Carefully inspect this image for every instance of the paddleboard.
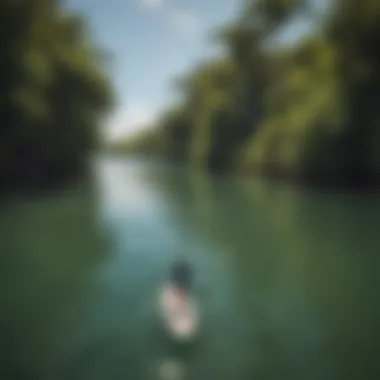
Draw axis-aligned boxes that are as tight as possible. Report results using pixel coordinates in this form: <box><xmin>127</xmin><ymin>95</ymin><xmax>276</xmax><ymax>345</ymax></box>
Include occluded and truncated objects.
<box><xmin>159</xmin><ymin>284</ymin><xmax>199</xmax><ymax>342</ymax></box>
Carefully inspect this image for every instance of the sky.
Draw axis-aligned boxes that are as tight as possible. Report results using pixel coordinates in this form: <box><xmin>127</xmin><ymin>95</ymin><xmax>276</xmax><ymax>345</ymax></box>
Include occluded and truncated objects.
<box><xmin>64</xmin><ymin>0</ymin><xmax>316</xmax><ymax>141</ymax></box>
<box><xmin>64</xmin><ymin>0</ymin><xmax>242</xmax><ymax>141</ymax></box>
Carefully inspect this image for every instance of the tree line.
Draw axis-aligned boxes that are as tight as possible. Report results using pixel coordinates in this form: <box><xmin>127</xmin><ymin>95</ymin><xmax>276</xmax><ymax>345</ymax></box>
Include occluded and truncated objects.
<box><xmin>0</xmin><ymin>0</ymin><xmax>113</xmax><ymax>192</ymax></box>
<box><xmin>115</xmin><ymin>0</ymin><xmax>380</xmax><ymax>187</ymax></box>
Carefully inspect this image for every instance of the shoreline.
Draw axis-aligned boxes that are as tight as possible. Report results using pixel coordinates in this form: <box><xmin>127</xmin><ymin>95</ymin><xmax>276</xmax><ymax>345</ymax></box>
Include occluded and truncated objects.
<box><xmin>102</xmin><ymin>152</ymin><xmax>380</xmax><ymax>194</ymax></box>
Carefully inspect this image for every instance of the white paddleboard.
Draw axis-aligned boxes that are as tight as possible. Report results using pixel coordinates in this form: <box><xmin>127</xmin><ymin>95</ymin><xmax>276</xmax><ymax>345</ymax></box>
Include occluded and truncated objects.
<box><xmin>159</xmin><ymin>284</ymin><xmax>199</xmax><ymax>341</ymax></box>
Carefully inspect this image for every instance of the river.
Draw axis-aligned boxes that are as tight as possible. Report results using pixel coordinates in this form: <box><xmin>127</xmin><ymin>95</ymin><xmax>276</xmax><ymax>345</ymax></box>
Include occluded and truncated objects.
<box><xmin>0</xmin><ymin>157</ymin><xmax>378</xmax><ymax>380</ymax></box>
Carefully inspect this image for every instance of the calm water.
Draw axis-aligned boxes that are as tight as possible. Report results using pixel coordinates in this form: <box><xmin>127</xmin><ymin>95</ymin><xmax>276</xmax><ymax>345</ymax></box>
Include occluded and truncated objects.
<box><xmin>0</xmin><ymin>157</ymin><xmax>378</xmax><ymax>380</ymax></box>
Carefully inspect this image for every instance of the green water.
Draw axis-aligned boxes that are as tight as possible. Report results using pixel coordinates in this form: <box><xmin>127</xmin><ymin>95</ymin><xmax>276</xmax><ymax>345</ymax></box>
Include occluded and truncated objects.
<box><xmin>0</xmin><ymin>157</ymin><xmax>378</xmax><ymax>380</ymax></box>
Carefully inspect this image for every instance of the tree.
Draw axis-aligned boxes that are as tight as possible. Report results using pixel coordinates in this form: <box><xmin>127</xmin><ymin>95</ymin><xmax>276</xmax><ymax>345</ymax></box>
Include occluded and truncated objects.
<box><xmin>119</xmin><ymin>0</ymin><xmax>380</xmax><ymax>187</ymax></box>
<box><xmin>0</xmin><ymin>0</ymin><xmax>114</xmax><ymax>191</ymax></box>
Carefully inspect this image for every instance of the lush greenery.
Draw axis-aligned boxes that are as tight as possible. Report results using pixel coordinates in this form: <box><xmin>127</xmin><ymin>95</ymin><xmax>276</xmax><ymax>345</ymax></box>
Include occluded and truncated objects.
<box><xmin>0</xmin><ymin>0</ymin><xmax>113</xmax><ymax>192</ymax></box>
<box><xmin>116</xmin><ymin>0</ymin><xmax>380</xmax><ymax>187</ymax></box>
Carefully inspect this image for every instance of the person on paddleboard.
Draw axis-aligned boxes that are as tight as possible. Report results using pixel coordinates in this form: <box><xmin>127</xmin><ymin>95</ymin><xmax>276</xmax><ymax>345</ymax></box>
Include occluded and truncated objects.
<box><xmin>162</xmin><ymin>257</ymin><xmax>198</xmax><ymax>341</ymax></box>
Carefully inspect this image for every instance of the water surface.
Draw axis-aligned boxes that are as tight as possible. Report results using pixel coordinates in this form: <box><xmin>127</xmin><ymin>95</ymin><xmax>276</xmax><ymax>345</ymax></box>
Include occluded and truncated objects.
<box><xmin>0</xmin><ymin>157</ymin><xmax>378</xmax><ymax>380</ymax></box>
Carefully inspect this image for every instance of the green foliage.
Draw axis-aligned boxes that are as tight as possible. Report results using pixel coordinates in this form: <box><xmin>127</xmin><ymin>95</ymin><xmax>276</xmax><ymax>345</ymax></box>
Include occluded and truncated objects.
<box><xmin>0</xmin><ymin>0</ymin><xmax>113</xmax><ymax>191</ymax></box>
<box><xmin>243</xmin><ymin>0</ymin><xmax>307</xmax><ymax>32</ymax></box>
<box><xmin>116</xmin><ymin>0</ymin><xmax>380</xmax><ymax>187</ymax></box>
<box><xmin>110</xmin><ymin>127</ymin><xmax>166</xmax><ymax>156</ymax></box>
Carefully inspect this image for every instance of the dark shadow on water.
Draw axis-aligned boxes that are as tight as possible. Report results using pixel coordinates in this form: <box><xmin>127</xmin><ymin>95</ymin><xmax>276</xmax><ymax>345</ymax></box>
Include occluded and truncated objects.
<box><xmin>0</xmin><ymin>180</ymin><xmax>112</xmax><ymax>380</ymax></box>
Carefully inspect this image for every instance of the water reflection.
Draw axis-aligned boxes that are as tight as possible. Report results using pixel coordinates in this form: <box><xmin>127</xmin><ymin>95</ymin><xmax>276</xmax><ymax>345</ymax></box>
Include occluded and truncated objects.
<box><xmin>0</xmin><ymin>184</ymin><xmax>109</xmax><ymax>379</ymax></box>
<box><xmin>152</xmin><ymin>162</ymin><xmax>379</xmax><ymax>380</ymax></box>
<box><xmin>88</xmin><ymin>158</ymin><xmax>250</xmax><ymax>380</ymax></box>
<box><xmin>158</xmin><ymin>358</ymin><xmax>185</xmax><ymax>380</ymax></box>
<box><xmin>0</xmin><ymin>158</ymin><xmax>378</xmax><ymax>380</ymax></box>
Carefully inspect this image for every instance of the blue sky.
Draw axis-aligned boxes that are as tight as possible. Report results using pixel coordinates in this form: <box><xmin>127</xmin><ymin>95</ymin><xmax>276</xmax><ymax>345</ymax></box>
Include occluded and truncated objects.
<box><xmin>64</xmin><ymin>0</ymin><xmax>319</xmax><ymax>141</ymax></box>
<box><xmin>64</xmin><ymin>0</ymin><xmax>241</xmax><ymax>140</ymax></box>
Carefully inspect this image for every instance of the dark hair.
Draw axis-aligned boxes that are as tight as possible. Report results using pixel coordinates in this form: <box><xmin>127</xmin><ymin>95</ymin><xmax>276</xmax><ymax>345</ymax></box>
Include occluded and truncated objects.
<box><xmin>170</xmin><ymin>256</ymin><xmax>193</xmax><ymax>289</ymax></box>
